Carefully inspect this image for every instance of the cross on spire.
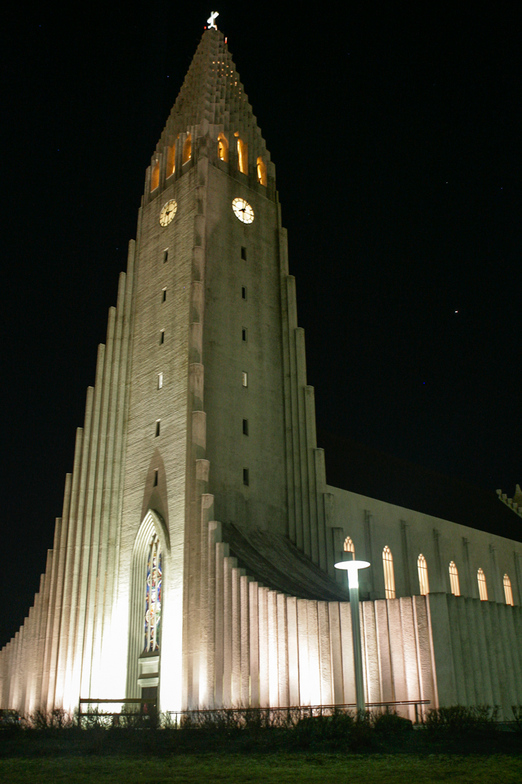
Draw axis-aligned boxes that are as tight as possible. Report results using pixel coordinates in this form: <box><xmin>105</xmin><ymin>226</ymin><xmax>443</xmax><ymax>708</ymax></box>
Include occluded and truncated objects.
<box><xmin>207</xmin><ymin>11</ymin><xmax>219</xmax><ymax>30</ymax></box>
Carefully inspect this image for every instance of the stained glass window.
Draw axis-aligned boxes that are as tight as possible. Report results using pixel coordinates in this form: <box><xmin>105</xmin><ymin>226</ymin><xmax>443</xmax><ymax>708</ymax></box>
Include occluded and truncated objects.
<box><xmin>144</xmin><ymin>535</ymin><xmax>162</xmax><ymax>653</ymax></box>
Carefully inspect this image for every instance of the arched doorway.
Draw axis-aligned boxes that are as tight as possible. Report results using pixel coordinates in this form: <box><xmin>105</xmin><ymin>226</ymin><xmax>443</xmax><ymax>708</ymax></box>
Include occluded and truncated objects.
<box><xmin>126</xmin><ymin>510</ymin><xmax>169</xmax><ymax>712</ymax></box>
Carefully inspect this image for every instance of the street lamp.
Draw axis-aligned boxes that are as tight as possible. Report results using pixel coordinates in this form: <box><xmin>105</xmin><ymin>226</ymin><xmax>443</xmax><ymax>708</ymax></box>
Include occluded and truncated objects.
<box><xmin>334</xmin><ymin>558</ymin><xmax>370</xmax><ymax>713</ymax></box>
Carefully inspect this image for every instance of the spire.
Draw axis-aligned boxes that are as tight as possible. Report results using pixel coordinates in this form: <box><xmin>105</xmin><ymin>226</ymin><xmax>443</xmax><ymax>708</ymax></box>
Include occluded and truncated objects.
<box><xmin>146</xmin><ymin>28</ymin><xmax>273</xmax><ymax>196</ymax></box>
<box><xmin>158</xmin><ymin>29</ymin><xmax>267</xmax><ymax>151</ymax></box>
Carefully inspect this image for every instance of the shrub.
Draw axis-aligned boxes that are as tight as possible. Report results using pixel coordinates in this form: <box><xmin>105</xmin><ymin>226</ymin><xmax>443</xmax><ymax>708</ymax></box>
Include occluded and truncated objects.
<box><xmin>372</xmin><ymin>710</ymin><xmax>413</xmax><ymax>735</ymax></box>
<box><xmin>423</xmin><ymin>705</ymin><xmax>499</xmax><ymax>736</ymax></box>
<box><xmin>29</xmin><ymin>708</ymin><xmax>74</xmax><ymax>730</ymax></box>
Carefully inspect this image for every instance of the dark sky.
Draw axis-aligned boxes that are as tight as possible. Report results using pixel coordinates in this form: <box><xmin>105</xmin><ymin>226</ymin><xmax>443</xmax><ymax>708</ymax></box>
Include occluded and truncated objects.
<box><xmin>1</xmin><ymin>2</ymin><xmax>521</xmax><ymax>646</ymax></box>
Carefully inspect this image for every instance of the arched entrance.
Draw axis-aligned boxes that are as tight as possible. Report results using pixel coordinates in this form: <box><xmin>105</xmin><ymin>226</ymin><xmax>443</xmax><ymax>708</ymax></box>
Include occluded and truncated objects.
<box><xmin>126</xmin><ymin>510</ymin><xmax>169</xmax><ymax>710</ymax></box>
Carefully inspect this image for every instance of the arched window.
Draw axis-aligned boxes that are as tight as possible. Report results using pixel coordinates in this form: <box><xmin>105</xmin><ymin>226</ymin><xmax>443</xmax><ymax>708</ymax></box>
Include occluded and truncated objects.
<box><xmin>166</xmin><ymin>143</ymin><xmax>175</xmax><ymax>178</ymax></box>
<box><xmin>144</xmin><ymin>534</ymin><xmax>162</xmax><ymax>653</ymax></box>
<box><xmin>150</xmin><ymin>160</ymin><xmax>160</xmax><ymax>191</ymax></box>
<box><xmin>504</xmin><ymin>573</ymin><xmax>514</xmax><ymax>606</ymax></box>
<box><xmin>477</xmin><ymin>567</ymin><xmax>488</xmax><ymax>601</ymax></box>
<box><xmin>343</xmin><ymin>536</ymin><xmax>355</xmax><ymax>558</ymax></box>
<box><xmin>256</xmin><ymin>156</ymin><xmax>267</xmax><ymax>186</ymax></box>
<box><xmin>382</xmin><ymin>545</ymin><xmax>396</xmax><ymax>599</ymax></box>
<box><xmin>449</xmin><ymin>561</ymin><xmax>460</xmax><ymax>596</ymax></box>
<box><xmin>182</xmin><ymin>133</ymin><xmax>192</xmax><ymax>164</ymax></box>
<box><xmin>217</xmin><ymin>132</ymin><xmax>228</xmax><ymax>161</ymax></box>
<box><xmin>235</xmin><ymin>133</ymin><xmax>248</xmax><ymax>174</ymax></box>
<box><xmin>417</xmin><ymin>554</ymin><xmax>429</xmax><ymax>595</ymax></box>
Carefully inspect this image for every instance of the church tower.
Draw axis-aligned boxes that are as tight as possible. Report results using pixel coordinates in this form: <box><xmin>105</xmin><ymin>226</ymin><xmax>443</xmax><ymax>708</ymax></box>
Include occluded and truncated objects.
<box><xmin>0</xmin><ymin>23</ymin><xmax>341</xmax><ymax>716</ymax></box>
<box><xmin>121</xmin><ymin>24</ymin><xmax>337</xmax><ymax>711</ymax></box>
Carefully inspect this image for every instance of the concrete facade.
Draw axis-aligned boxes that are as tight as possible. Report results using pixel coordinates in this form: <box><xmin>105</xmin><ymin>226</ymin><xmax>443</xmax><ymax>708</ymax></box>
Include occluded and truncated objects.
<box><xmin>1</xmin><ymin>27</ymin><xmax>521</xmax><ymax>720</ymax></box>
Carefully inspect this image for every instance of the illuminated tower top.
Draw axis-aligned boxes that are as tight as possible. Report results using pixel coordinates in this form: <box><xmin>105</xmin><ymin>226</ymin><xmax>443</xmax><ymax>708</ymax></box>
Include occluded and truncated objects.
<box><xmin>145</xmin><ymin>27</ymin><xmax>275</xmax><ymax>203</ymax></box>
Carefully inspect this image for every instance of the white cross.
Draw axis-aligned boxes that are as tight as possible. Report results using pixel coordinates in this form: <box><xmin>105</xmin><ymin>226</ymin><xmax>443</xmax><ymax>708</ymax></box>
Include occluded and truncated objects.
<box><xmin>207</xmin><ymin>11</ymin><xmax>219</xmax><ymax>29</ymax></box>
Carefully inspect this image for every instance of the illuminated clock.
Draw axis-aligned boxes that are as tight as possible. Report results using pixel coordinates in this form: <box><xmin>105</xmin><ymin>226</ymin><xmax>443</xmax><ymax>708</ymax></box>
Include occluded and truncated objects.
<box><xmin>232</xmin><ymin>197</ymin><xmax>254</xmax><ymax>224</ymax></box>
<box><xmin>159</xmin><ymin>199</ymin><xmax>178</xmax><ymax>226</ymax></box>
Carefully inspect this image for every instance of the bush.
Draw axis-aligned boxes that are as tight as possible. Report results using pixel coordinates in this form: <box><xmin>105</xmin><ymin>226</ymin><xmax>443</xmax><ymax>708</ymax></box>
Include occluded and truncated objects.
<box><xmin>423</xmin><ymin>705</ymin><xmax>499</xmax><ymax>736</ymax></box>
<box><xmin>372</xmin><ymin>710</ymin><xmax>413</xmax><ymax>735</ymax></box>
<box><xmin>29</xmin><ymin>709</ymin><xmax>74</xmax><ymax>730</ymax></box>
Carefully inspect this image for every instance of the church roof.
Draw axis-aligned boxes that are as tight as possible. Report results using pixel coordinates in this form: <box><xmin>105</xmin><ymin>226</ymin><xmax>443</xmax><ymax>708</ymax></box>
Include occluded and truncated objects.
<box><xmin>221</xmin><ymin>522</ymin><xmax>349</xmax><ymax>602</ymax></box>
<box><xmin>156</xmin><ymin>28</ymin><xmax>269</xmax><ymax>161</ymax></box>
<box><xmin>320</xmin><ymin>429</ymin><xmax>522</xmax><ymax>543</ymax></box>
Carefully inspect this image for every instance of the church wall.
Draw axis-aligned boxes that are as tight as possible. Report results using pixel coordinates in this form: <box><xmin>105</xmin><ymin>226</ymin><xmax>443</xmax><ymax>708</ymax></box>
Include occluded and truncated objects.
<box><xmin>194</xmin><ymin>524</ymin><xmax>436</xmax><ymax>718</ymax></box>
<box><xmin>0</xmin><ymin>243</ymin><xmax>136</xmax><ymax>716</ymax></box>
<box><xmin>202</xmin><ymin>164</ymin><xmax>287</xmax><ymax>533</ymax></box>
<box><xmin>328</xmin><ymin>485</ymin><xmax>522</xmax><ymax>606</ymax></box>
<box><xmin>428</xmin><ymin>593</ymin><xmax>522</xmax><ymax>716</ymax></box>
<box><xmin>119</xmin><ymin>165</ymin><xmax>202</xmax><ymax>712</ymax></box>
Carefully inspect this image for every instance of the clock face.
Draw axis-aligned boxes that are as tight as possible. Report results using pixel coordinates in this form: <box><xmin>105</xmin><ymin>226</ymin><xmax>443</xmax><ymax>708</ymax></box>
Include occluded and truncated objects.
<box><xmin>232</xmin><ymin>197</ymin><xmax>254</xmax><ymax>224</ymax></box>
<box><xmin>159</xmin><ymin>199</ymin><xmax>178</xmax><ymax>226</ymax></box>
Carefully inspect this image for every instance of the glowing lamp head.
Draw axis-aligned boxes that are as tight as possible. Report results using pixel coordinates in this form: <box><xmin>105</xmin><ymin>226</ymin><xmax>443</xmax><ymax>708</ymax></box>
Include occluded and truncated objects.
<box><xmin>334</xmin><ymin>559</ymin><xmax>370</xmax><ymax>588</ymax></box>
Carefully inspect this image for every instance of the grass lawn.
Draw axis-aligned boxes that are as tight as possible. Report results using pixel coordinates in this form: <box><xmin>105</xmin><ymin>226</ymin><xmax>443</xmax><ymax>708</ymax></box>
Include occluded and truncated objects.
<box><xmin>1</xmin><ymin>753</ymin><xmax>522</xmax><ymax>783</ymax></box>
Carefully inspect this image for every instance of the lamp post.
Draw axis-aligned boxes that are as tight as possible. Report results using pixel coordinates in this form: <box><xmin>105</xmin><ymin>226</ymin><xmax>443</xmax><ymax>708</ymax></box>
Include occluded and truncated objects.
<box><xmin>334</xmin><ymin>558</ymin><xmax>370</xmax><ymax>713</ymax></box>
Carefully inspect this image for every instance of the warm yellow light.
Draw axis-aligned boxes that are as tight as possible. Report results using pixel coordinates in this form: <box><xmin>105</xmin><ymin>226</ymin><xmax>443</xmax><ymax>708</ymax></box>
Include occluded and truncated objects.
<box><xmin>150</xmin><ymin>160</ymin><xmax>160</xmax><ymax>191</ymax></box>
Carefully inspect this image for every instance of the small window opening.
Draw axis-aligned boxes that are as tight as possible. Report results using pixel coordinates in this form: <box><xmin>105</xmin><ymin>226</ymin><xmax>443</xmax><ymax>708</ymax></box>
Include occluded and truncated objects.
<box><xmin>241</xmin><ymin>286</ymin><xmax>247</xmax><ymax>300</ymax></box>
<box><xmin>242</xmin><ymin>372</ymin><xmax>248</xmax><ymax>387</ymax></box>
<box><xmin>153</xmin><ymin>469</ymin><xmax>159</xmax><ymax>487</ymax></box>
<box><xmin>217</xmin><ymin>132</ymin><xmax>229</xmax><ymax>162</ymax></box>
<box><xmin>449</xmin><ymin>561</ymin><xmax>460</xmax><ymax>596</ymax></box>
<box><xmin>157</xmin><ymin>372</ymin><xmax>163</xmax><ymax>390</ymax></box>
<box><xmin>243</xmin><ymin>468</ymin><xmax>249</xmax><ymax>486</ymax></box>
<box><xmin>162</xmin><ymin>288</ymin><xmax>167</xmax><ymax>302</ymax></box>
<box><xmin>417</xmin><ymin>554</ymin><xmax>429</xmax><ymax>595</ymax></box>
<box><xmin>182</xmin><ymin>133</ymin><xmax>192</xmax><ymax>164</ymax></box>
<box><xmin>155</xmin><ymin>420</ymin><xmax>161</xmax><ymax>437</ymax></box>
<box><xmin>242</xmin><ymin>419</ymin><xmax>249</xmax><ymax>435</ymax></box>
<box><xmin>150</xmin><ymin>160</ymin><xmax>160</xmax><ymax>191</ymax></box>
<box><xmin>241</xmin><ymin>246</ymin><xmax>247</xmax><ymax>260</ymax></box>
<box><xmin>242</xmin><ymin>328</ymin><xmax>247</xmax><ymax>342</ymax></box>
<box><xmin>159</xmin><ymin>330</ymin><xmax>165</xmax><ymax>345</ymax></box>
<box><xmin>504</xmin><ymin>573</ymin><xmax>514</xmax><ymax>606</ymax></box>
<box><xmin>235</xmin><ymin>133</ymin><xmax>248</xmax><ymax>174</ymax></box>
<box><xmin>256</xmin><ymin>156</ymin><xmax>267</xmax><ymax>186</ymax></box>
<box><xmin>477</xmin><ymin>567</ymin><xmax>488</xmax><ymax>601</ymax></box>
<box><xmin>166</xmin><ymin>143</ymin><xmax>175</xmax><ymax>178</ymax></box>
<box><xmin>343</xmin><ymin>536</ymin><xmax>355</xmax><ymax>559</ymax></box>
<box><xmin>163</xmin><ymin>249</ymin><xmax>169</xmax><ymax>263</ymax></box>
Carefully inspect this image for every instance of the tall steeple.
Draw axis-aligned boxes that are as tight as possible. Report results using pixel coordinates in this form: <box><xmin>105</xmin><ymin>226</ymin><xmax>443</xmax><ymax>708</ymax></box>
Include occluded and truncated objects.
<box><xmin>145</xmin><ymin>28</ymin><xmax>275</xmax><ymax>205</ymax></box>
<box><xmin>0</xmin><ymin>22</ymin><xmax>337</xmax><ymax>717</ymax></box>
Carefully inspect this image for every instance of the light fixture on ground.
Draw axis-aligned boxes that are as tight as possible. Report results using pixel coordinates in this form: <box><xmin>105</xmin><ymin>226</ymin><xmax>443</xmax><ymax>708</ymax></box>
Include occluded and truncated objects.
<box><xmin>334</xmin><ymin>558</ymin><xmax>370</xmax><ymax>713</ymax></box>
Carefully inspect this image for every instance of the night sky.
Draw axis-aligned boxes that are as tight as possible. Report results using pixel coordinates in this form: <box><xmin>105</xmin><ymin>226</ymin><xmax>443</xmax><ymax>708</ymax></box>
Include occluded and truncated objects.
<box><xmin>1</xmin><ymin>2</ymin><xmax>521</xmax><ymax>647</ymax></box>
